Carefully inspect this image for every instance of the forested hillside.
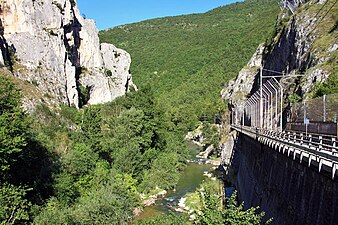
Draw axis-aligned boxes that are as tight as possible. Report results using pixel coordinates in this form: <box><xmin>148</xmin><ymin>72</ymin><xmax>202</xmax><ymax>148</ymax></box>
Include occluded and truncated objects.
<box><xmin>100</xmin><ymin>0</ymin><xmax>280</xmax><ymax>130</ymax></box>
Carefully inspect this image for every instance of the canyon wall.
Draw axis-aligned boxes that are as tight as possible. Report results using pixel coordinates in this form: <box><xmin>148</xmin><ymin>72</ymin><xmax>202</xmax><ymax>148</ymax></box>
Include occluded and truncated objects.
<box><xmin>0</xmin><ymin>0</ymin><xmax>135</xmax><ymax>109</ymax></box>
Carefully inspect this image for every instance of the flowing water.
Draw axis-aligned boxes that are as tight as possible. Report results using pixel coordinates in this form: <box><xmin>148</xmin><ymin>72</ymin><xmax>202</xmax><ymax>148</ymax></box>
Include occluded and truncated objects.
<box><xmin>133</xmin><ymin>144</ymin><xmax>214</xmax><ymax>222</ymax></box>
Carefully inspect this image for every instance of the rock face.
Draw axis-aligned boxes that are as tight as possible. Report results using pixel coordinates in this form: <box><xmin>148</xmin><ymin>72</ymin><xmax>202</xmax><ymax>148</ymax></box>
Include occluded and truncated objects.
<box><xmin>185</xmin><ymin>124</ymin><xmax>205</xmax><ymax>146</ymax></box>
<box><xmin>280</xmin><ymin>0</ymin><xmax>310</xmax><ymax>13</ymax></box>
<box><xmin>221</xmin><ymin>44</ymin><xmax>264</xmax><ymax>109</ymax></box>
<box><xmin>262</xmin><ymin>0</ymin><xmax>336</xmax><ymax>96</ymax></box>
<box><xmin>222</xmin><ymin>0</ymin><xmax>336</xmax><ymax>104</ymax></box>
<box><xmin>220</xmin><ymin>130</ymin><xmax>236</xmax><ymax>168</ymax></box>
<box><xmin>0</xmin><ymin>0</ymin><xmax>135</xmax><ymax>108</ymax></box>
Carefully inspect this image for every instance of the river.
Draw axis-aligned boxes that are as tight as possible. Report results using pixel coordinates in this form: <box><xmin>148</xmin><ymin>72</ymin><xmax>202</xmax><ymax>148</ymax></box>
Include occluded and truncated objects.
<box><xmin>133</xmin><ymin>144</ymin><xmax>214</xmax><ymax>222</ymax></box>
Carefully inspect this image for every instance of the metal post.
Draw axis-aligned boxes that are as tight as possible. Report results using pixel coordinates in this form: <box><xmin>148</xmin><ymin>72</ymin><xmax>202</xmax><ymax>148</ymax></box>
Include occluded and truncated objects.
<box><xmin>270</xmin><ymin>89</ymin><xmax>273</xmax><ymax>129</ymax></box>
<box><xmin>235</xmin><ymin>109</ymin><xmax>237</xmax><ymax>125</ymax></box>
<box><xmin>306</xmin><ymin>122</ymin><xmax>308</xmax><ymax>137</ymax></box>
<box><xmin>304</xmin><ymin>102</ymin><xmax>306</xmax><ymax>126</ymax></box>
<box><xmin>249</xmin><ymin>100</ymin><xmax>253</xmax><ymax>127</ymax></box>
<box><xmin>267</xmin><ymin>80</ymin><xmax>278</xmax><ymax>130</ymax></box>
<box><xmin>323</xmin><ymin>94</ymin><xmax>326</xmax><ymax>122</ymax></box>
<box><xmin>262</xmin><ymin>89</ymin><xmax>269</xmax><ymax>129</ymax></box>
<box><xmin>275</xmin><ymin>87</ymin><xmax>278</xmax><ymax>130</ymax></box>
<box><xmin>280</xmin><ymin>86</ymin><xmax>283</xmax><ymax>131</ymax></box>
<box><xmin>260</xmin><ymin>67</ymin><xmax>263</xmax><ymax>128</ymax></box>
<box><xmin>272</xmin><ymin>77</ymin><xmax>283</xmax><ymax>132</ymax></box>
<box><xmin>264</xmin><ymin>84</ymin><xmax>274</xmax><ymax>130</ymax></box>
<box><xmin>254</xmin><ymin>94</ymin><xmax>259</xmax><ymax>128</ymax></box>
<box><xmin>242</xmin><ymin>107</ymin><xmax>245</xmax><ymax>126</ymax></box>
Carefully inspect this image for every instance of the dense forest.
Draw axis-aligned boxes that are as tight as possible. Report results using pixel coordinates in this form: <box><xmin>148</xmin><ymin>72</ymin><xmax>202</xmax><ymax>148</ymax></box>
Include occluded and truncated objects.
<box><xmin>0</xmin><ymin>74</ymin><xmax>269</xmax><ymax>224</ymax></box>
<box><xmin>0</xmin><ymin>74</ymin><xmax>192</xmax><ymax>224</ymax></box>
<box><xmin>1</xmin><ymin>0</ymin><xmax>282</xmax><ymax>224</ymax></box>
<box><xmin>100</xmin><ymin>0</ymin><xmax>280</xmax><ymax>130</ymax></box>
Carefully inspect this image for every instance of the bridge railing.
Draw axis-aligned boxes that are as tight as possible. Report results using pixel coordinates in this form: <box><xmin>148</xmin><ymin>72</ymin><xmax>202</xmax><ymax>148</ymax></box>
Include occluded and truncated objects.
<box><xmin>232</xmin><ymin>124</ymin><xmax>338</xmax><ymax>157</ymax></box>
<box><xmin>232</xmin><ymin>124</ymin><xmax>338</xmax><ymax>179</ymax></box>
<box><xmin>259</xmin><ymin>128</ymin><xmax>338</xmax><ymax>156</ymax></box>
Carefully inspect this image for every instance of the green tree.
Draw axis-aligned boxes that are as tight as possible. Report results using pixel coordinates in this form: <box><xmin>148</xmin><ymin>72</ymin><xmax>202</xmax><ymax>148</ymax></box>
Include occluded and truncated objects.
<box><xmin>137</xmin><ymin>212</ymin><xmax>189</xmax><ymax>225</ymax></box>
<box><xmin>141</xmin><ymin>152</ymin><xmax>180</xmax><ymax>192</ymax></box>
<box><xmin>222</xmin><ymin>192</ymin><xmax>269</xmax><ymax>225</ymax></box>
<box><xmin>201</xmin><ymin>122</ymin><xmax>220</xmax><ymax>147</ymax></box>
<box><xmin>0</xmin><ymin>76</ymin><xmax>28</xmax><ymax>177</ymax></box>
<box><xmin>314</xmin><ymin>73</ymin><xmax>338</xmax><ymax>97</ymax></box>
<box><xmin>103</xmin><ymin>108</ymin><xmax>145</xmax><ymax>176</ymax></box>
<box><xmin>71</xmin><ymin>181</ymin><xmax>136</xmax><ymax>225</ymax></box>
<box><xmin>0</xmin><ymin>183</ymin><xmax>31</xmax><ymax>225</ymax></box>
<box><xmin>79</xmin><ymin>106</ymin><xmax>102</xmax><ymax>152</ymax></box>
<box><xmin>197</xmin><ymin>180</ymin><xmax>269</xmax><ymax>225</ymax></box>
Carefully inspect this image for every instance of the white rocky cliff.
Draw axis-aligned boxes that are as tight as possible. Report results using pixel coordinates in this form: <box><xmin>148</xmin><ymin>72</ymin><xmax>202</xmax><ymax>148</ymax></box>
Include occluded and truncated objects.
<box><xmin>0</xmin><ymin>0</ymin><xmax>135</xmax><ymax>108</ymax></box>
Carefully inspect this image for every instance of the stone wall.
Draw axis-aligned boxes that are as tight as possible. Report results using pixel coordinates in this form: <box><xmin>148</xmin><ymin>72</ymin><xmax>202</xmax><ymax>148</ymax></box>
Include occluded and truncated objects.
<box><xmin>230</xmin><ymin>133</ymin><xmax>338</xmax><ymax>225</ymax></box>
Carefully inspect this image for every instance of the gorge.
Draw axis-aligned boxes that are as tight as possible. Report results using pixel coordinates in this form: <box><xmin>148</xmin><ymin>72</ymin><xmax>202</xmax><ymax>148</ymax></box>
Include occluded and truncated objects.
<box><xmin>0</xmin><ymin>0</ymin><xmax>337</xmax><ymax>224</ymax></box>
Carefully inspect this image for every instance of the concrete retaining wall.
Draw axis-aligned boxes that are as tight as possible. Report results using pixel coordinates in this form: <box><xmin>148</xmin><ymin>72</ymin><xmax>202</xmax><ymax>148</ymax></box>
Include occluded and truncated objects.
<box><xmin>230</xmin><ymin>133</ymin><xmax>338</xmax><ymax>225</ymax></box>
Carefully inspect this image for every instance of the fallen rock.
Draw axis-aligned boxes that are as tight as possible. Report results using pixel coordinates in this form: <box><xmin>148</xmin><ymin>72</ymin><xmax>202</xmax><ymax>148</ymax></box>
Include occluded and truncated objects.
<box><xmin>157</xmin><ymin>189</ymin><xmax>167</xmax><ymax>197</ymax></box>
<box><xmin>143</xmin><ymin>198</ymin><xmax>156</xmax><ymax>207</ymax></box>
<box><xmin>178</xmin><ymin>197</ymin><xmax>187</xmax><ymax>208</ymax></box>
<box><xmin>197</xmin><ymin>145</ymin><xmax>214</xmax><ymax>159</ymax></box>
<box><xmin>133</xmin><ymin>207</ymin><xmax>142</xmax><ymax>217</ymax></box>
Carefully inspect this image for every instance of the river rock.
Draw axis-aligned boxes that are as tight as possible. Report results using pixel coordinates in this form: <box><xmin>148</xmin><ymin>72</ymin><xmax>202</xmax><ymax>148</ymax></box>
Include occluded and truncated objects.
<box><xmin>143</xmin><ymin>198</ymin><xmax>156</xmax><ymax>207</ymax></box>
<box><xmin>157</xmin><ymin>189</ymin><xmax>167</xmax><ymax>197</ymax></box>
<box><xmin>185</xmin><ymin>124</ymin><xmax>205</xmax><ymax>146</ymax></box>
<box><xmin>197</xmin><ymin>145</ymin><xmax>214</xmax><ymax>159</ymax></box>
<box><xmin>178</xmin><ymin>197</ymin><xmax>187</xmax><ymax>208</ymax></box>
<box><xmin>133</xmin><ymin>207</ymin><xmax>142</xmax><ymax>217</ymax></box>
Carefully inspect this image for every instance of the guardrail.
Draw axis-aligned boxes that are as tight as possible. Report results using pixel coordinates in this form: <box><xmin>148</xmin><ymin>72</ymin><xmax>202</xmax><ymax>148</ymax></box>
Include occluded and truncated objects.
<box><xmin>231</xmin><ymin>124</ymin><xmax>338</xmax><ymax>179</ymax></box>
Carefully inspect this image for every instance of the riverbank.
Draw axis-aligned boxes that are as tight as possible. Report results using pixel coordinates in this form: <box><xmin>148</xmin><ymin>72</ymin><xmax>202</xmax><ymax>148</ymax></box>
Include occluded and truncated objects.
<box><xmin>132</xmin><ymin>161</ymin><xmax>217</xmax><ymax>223</ymax></box>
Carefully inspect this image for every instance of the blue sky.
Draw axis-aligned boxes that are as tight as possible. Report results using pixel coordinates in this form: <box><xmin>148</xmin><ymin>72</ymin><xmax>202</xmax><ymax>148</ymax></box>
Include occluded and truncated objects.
<box><xmin>77</xmin><ymin>0</ymin><xmax>240</xmax><ymax>30</ymax></box>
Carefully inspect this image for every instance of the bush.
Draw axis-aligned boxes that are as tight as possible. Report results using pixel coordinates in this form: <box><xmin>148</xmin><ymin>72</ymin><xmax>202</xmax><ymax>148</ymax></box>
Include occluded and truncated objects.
<box><xmin>196</xmin><ymin>180</ymin><xmax>270</xmax><ymax>225</ymax></box>
<box><xmin>313</xmin><ymin>73</ymin><xmax>338</xmax><ymax>97</ymax></box>
<box><xmin>0</xmin><ymin>183</ymin><xmax>31</xmax><ymax>224</ymax></box>
<box><xmin>137</xmin><ymin>212</ymin><xmax>189</xmax><ymax>225</ymax></box>
<box><xmin>141</xmin><ymin>153</ymin><xmax>180</xmax><ymax>192</ymax></box>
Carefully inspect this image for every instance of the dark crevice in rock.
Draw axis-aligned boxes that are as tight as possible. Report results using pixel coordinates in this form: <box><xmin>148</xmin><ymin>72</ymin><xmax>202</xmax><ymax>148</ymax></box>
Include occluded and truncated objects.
<box><xmin>0</xmin><ymin>8</ymin><xmax>13</xmax><ymax>70</ymax></box>
<box><xmin>63</xmin><ymin>15</ymin><xmax>82</xmax><ymax>67</ymax></box>
<box><xmin>64</xmin><ymin>83</ymin><xmax>70</xmax><ymax>106</ymax></box>
<box><xmin>76</xmin><ymin>67</ymin><xmax>90</xmax><ymax>108</ymax></box>
<box><xmin>125</xmin><ymin>76</ymin><xmax>131</xmax><ymax>92</ymax></box>
<box><xmin>263</xmin><ymin>17</ymin><xmax>297</xmax><ymax>74</ymax></box>
<box><xmin>63</xmin><ymin>4</ymin><xmax>83</xmax><ymax>107</ymax></box>
<box><xmin>0</xmin><ymin>36</ymin><xmax>12</xmax><ymax>70</ymax></box>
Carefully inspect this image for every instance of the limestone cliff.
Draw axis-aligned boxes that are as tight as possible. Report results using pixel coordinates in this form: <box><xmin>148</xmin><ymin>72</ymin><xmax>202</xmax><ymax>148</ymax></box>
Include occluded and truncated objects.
<box><xmin>221</xmin><ymin>43</ymin><xmax>264</xmax><ymax>109</ymax></box>
<box><xmin>0</xmin><ymin>0</ymin><xmax>136</xmax><ymax>109</ymax></box>
<box><xmin>222</xmin><ymin>0</ymin><xmax>337</xmax><ymax>106</ymax></box>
